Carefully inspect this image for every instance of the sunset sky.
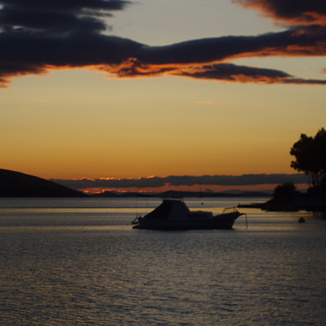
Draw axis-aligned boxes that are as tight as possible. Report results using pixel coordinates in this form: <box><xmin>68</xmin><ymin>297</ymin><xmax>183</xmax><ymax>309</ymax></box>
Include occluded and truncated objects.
<box><xmin>1</xmin><ymin>0</ymin><xmax>325</xmax><ymax>192</ymax></box>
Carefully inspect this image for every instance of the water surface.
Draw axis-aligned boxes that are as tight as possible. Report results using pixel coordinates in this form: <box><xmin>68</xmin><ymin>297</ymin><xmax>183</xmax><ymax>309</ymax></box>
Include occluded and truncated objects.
<box><xmin>0</xmin><ymin>198</ymin><xmax>325</xmax><ymax>325</ymax></box>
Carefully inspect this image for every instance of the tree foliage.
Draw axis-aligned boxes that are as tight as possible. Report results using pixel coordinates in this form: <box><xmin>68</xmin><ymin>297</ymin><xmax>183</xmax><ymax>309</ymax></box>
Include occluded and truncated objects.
<box><xmin>273</xmin><ymin>182</ymin><xmax>297</xmax><ymax>200</ymax></box>
<box><xmin>290</xmin><ymin>128</ymin><xmax>326</xmax><ymax>187</ymax></box>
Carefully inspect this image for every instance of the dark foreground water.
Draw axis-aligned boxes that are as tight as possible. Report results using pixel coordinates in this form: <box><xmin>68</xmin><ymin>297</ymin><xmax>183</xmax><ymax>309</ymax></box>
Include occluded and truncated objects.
<box><xmin>0</xmin><ymin>198</ymin><xmax>325</xmax><ymax>325</ymax></box>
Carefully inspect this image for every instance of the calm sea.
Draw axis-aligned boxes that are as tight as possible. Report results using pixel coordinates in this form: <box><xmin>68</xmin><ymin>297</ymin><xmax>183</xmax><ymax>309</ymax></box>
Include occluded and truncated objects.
<box><xmin>0</xmin><ymin>197</ymin><xmax>325</xmax><ymax>326</ymax></box>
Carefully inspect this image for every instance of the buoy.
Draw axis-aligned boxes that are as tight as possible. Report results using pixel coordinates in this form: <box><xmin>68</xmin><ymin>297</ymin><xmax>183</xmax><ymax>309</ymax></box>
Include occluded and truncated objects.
<box><xmin>298</xmin><ymin>217</ymin><xmax>305</xmax><ymax>223</ymax></box>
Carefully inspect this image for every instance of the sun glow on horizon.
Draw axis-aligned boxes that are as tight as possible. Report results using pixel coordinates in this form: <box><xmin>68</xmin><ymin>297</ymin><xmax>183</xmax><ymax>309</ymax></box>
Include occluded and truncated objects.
<box><xmin>75</xmin><ymin>183</ymin><xmax>309</xmax><ymax>195</ymax></box>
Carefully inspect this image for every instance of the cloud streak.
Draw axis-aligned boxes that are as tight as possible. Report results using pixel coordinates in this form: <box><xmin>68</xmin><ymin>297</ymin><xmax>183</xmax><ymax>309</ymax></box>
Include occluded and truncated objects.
<box><xmin>235</xmin><ymin>0</ymin><xmax>326</xmax><ymax>26</ymax></box>
<box><xmin>52</xmin><ymin>174</ymin><xmax>309</xmax><ymax>191</ymax></box>
<box><xmin>0</xmin><ymin>0</ymin><xmax>325</xmax><ymax>87</ymax></box>
<box><xmin>174</xmin><ymin>63</ymin><xmax>326</xmax><ymax>85</ymax></box>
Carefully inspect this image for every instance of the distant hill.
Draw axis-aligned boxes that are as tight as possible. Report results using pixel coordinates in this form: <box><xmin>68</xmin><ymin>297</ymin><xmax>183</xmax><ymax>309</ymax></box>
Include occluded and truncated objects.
<box><xmin>0</xmin><ymin>169</ymin><xmax>86</xmax><ymax>197</ymax></box>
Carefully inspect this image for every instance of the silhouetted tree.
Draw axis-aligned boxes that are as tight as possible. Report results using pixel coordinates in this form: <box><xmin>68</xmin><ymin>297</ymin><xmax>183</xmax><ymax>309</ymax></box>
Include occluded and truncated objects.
<box><xmin>290</xmin><ymin>128</ymin><xmax>326</xmax><ymax>187</ymax></box>
<box><xmin>273</xmin><ymin>182</ymin><xmax>297</xmax><ymax>200</ymax></box>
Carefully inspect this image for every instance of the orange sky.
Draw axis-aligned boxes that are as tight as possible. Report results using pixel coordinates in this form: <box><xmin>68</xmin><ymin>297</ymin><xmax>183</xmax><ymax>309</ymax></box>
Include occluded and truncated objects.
<box><xmin>0</xmin><ymin>0</ymin><xmax>325</xmax><ymax>186</ymax></box>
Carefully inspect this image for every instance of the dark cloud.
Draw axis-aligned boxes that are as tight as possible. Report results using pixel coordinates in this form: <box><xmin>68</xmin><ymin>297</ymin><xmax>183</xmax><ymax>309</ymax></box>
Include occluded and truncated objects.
<box><xmin>137</xmin><ymin>26</ymin><xmax>326</xmax><ymax>64</ymax></box>
<box><xmin>0</xmin><ymin>0</ymin><xmax>131</xmax><ymax>34</ymax></box>
<box><xmin>174</xmin><ymin>63</ymin><xmax>326</xmax><ymax>85</ymax></box>
<box><xmin>235</xmin><ymin>0</ymin><xmax>326</xmax><ymax>26</ymax></box>
<box><xmin>0</xmin><ymin>0</ymin><xmax>325</xmax><ymax>87</ymax></box>
<box><xmin>0</xmin><ymin>0</ymin><xmax>138</xmax><ymax>86</ymax></box>
<box><xmin>105</xmin><ymin>26</ymin><xmax>326</xmax><ymax>84</ymax></box>
<box><xmin>52</xmin><ymin>174</ymin><xmax>309</xmax><ymax>190</ymax></box>
<box><xmin>0</xmin><ymin>6</ymin><xmax>107</xmax><ymax>34</ymax></box>
<box><xmin>0</xmin><ymin>0</ymin><xmax>129</xmax><ymax>10</ymax></box>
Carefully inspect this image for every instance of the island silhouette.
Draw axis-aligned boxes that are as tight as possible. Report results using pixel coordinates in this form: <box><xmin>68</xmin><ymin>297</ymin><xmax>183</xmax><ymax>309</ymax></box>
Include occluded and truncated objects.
<box><xmin>0</xmin><ymin>169</ymin><xmax>86</xmax><ymax>197</ymax></box>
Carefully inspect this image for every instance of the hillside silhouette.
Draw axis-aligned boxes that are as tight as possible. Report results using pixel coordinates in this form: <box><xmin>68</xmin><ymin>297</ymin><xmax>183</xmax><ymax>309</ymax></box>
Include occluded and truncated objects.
<box><xmin>0</xmin><ymin>169</ymin><xmax>86</xmax><ymax>197</ymax></box>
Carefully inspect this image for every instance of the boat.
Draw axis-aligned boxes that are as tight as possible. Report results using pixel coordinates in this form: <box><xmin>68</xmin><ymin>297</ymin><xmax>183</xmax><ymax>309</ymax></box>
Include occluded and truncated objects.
<box><xmin>132</xmin><ymin>199</ymin><xmax>244</xmax><ymax>230</ymax></box>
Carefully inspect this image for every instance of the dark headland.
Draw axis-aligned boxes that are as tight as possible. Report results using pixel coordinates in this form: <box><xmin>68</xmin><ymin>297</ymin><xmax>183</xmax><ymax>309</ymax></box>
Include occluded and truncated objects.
<box><xmin>239</xmin><ymin>184</ymin><xmax>326</xmax><ymax>212</ymax></box>
<box><xmin>240</xmin><ymin>196</ymin><xmax>326</xmax><ymax>212</ymax></box>
<box><xmin>240</xmin><ymin>127</ymin><xmax>326</xmax><ymax>212</ymax></box>
<box><xmin>0</xmin><ymin>169</ymin><xmax>86</xmax><ymax>197</ymax></box>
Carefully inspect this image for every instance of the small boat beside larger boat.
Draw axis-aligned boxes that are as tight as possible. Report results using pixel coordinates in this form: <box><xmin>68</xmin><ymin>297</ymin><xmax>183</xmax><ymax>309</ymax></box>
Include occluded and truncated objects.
<box><xmin>132</xmin><ymin>199</ymin><xmax>244</xmax><ymax>230</ymax></box>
